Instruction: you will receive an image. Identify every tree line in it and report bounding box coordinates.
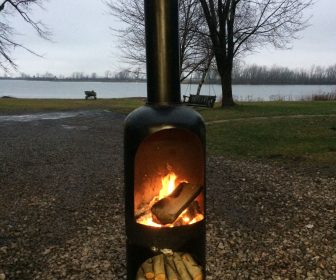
[182,64,336,85]
[232,64,336,85]
[2,64,335,85]
[0,69,146,82]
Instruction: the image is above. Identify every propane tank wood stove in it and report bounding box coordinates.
[124,0,206,279]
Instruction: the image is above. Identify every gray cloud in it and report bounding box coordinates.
[4,0,336,76]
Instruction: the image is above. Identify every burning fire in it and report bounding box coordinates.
[159,172,177,199]
[136,172,204,227]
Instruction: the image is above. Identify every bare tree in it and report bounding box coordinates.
[105,70,112,79]
[178,0,212,81]
[199,0,313,106]
[106,0,212,82]
[195,52,214,95]
[115,68,132,81]
[108,0,313,106]
[0,0,50,72]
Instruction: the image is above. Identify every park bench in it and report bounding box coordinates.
[84,90,97,100]
[182,94,216,108]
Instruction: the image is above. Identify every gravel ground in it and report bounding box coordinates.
[0,110,335,280]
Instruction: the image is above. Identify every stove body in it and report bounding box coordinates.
[124,0,206,278]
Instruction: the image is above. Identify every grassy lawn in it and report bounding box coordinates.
[201,101,336,121]
[0,98,145,114]
[202,102,336,168]
[1,98,335,167]
[207,115,336,163]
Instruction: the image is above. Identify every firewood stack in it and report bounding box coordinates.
[136,252,203,280]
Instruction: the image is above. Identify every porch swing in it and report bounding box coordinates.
[182,67,217,108]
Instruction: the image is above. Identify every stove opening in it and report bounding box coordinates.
[134,128,205,228]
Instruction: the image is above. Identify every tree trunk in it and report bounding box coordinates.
[220,65,235,107]
[196,55,213,95]
[196,69,207,95]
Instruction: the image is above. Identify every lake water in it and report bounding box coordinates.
[1,80,335,101]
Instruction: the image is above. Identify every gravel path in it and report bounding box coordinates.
[0,110,335,279]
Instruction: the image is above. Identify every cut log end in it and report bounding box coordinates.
[141,258,155,279]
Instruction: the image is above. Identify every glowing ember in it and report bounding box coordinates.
[136,172,204,227]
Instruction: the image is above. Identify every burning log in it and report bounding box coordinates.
[151,182,203,225]
[166,201,202,226]
[136,252,203,280]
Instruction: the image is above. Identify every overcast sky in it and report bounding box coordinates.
[3,0,336,76]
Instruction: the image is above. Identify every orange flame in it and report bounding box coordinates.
[159,172,177,199]
[136,172,203,227]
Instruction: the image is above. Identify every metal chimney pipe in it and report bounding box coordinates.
[145,0,181,105]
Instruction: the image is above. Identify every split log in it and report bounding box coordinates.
[165,264,178,280]
[138,252,203,280]
[141,258,155,279]
[165,256,179,280]
[173,253,192,280]
[173,201,202,226]
[153,254,165,280]
[136,267,147,280]
[151,182,203,224]
[181,253,203,280]
[186,201,202,218]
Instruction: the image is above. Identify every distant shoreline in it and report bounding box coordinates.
[0,78,336,86]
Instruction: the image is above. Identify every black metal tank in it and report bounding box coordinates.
[124,0,206,278]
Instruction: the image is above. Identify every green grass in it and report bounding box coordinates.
[200,101,336,122]
[1,98,335,167]
[203,101,336,167]
[0,98,145,114]
[207,116,336,163]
